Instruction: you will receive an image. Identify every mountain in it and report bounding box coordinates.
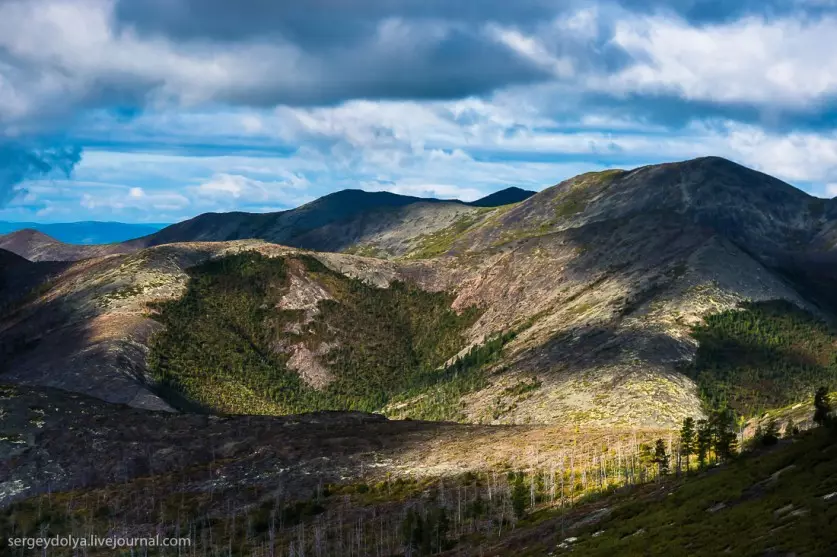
[145,189,494,258]
[0,228,139,261]
[5,156,837,555]
[469,186,536,207]
[0,190,498,262]
[2,156,836,428]
[0,220,168,244]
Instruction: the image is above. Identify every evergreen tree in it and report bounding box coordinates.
[761,418,780,446]
[752,422,765,446]
[679,417,696,472]
[711,408,738,462]
[814,387,833,426]
[511,473,529,519]
[653,439,670,476]
[696,419,712,468]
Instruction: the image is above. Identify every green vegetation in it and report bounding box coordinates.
[685,300,837,415]
[148,251,488,415]
[814,387,834,426]
[550,426,837,557]
[553,169,623,219]
[401,506,452,555]
[387,330,519,421]
[404,209,491,259]
[341,244,389,258]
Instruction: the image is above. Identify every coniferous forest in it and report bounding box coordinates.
[686,300,837,415]
[147,251,511,417]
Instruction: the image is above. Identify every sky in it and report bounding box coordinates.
[0,0,836,223]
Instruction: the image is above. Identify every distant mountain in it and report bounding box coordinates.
[145,189,479,256]
[0,189,495,261]
[469,186,536,207]
[0,189,533,263]
[0,221,168,244]
[0,229,139,262]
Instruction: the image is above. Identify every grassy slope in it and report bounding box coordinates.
[542,427,837,557]
[683,300,837,415]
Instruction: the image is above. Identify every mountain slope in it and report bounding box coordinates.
[147,189,497,258]
[0,190,500,262]
[465,426,837,556]
[0,240,448,412]
[0,229,140,262]
[448,157,830,257]
[2,382,834,556]
[2,157,836,428]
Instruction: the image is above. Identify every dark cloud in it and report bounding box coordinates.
[113,0,837,44]
[0,0,835,140]
[0,143,83,206]
[113,0,557,45]
[561,93,837,134]
[620,0,837,22]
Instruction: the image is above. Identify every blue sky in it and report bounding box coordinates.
[0,0,836,223]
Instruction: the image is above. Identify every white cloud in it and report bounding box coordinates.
[486,25,575,78]
[0,0,306,124]
[362,181,485,201]
[605,14,837,108]
[3,1,837,221]
[191,173,311,208]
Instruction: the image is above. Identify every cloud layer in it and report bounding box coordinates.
[0,0,836,221]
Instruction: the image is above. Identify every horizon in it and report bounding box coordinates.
[0,185,534,226]
[1,1,836,224]
[0,156,833,226]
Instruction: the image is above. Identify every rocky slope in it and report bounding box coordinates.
[2,382,833,556]
[2,157,836,429]
[0,229,140,262]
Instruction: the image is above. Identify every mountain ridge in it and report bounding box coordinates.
[2,157,836,429]
[0,220,168,245]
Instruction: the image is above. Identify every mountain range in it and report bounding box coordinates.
[0,220,169,245]
[0,187,536,262]
[2,158,836,555]
[1,156,834,422]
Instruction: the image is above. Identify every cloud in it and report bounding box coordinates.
[1,0,837,222]
[190,173,312,210]
[2,0,837,135]
[0,0,549,131]
[605,14,837,109]
[361,181,485,202]
[0,143,82,205]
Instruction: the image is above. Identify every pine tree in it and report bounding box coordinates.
[814,387,833,426]
[762,418,779,446]
[679,417,696,472]
[711,408,738,462]
[510,473,528,519]
[696,419,712,468]
[653,439,670,477]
